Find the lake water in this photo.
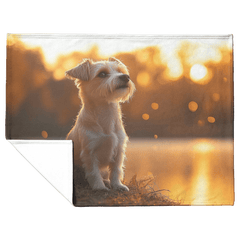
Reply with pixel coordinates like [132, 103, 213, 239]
[125, 138, 234, 205]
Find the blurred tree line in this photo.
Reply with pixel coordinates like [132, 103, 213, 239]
[6, 38, 233, 139]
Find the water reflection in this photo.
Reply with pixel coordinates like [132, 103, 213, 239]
[190, 140, 212, 205]
[125, 138, 234, 205]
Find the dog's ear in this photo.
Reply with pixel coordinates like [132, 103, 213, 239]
[108, 57, 123, 65]
[65, 59, 91, 81]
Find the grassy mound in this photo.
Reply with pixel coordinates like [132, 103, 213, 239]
[74, 167, 180, 206]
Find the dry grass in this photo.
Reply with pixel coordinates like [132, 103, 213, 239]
[74, 166, 180, 207]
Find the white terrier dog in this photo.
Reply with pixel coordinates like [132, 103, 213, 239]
[65, 57, 135, 191]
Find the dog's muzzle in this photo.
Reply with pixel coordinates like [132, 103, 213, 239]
[117, 74, 130, 89]
[119, 74, 130, 83]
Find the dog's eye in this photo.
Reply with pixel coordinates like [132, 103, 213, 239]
[98, 71, 108, 78]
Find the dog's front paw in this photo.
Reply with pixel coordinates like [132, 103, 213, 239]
[92, 182, 110, 191]
[111, 183, 129, 191]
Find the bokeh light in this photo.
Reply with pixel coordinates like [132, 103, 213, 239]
[136, 50, 150, 63]
[198, 120, 205, 126]
[142, 114, 150, 120]
[137, 71, 150, 87]
[208, 116, 216, 123]
[151, 103, 159, 110]
[188, 101, 198, 112]
[41, 130, 48, 138]
[154, 134, 158, 139]
[164, 59, 183, 81]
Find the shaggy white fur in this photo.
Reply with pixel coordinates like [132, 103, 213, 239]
[65, 57, 136, 191]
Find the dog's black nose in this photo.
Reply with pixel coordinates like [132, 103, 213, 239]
[119, 74, 130, 83]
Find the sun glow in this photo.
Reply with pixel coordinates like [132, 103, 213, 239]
[190, 64, 207, 81]
[53, 68, 65, 80]
[9, 34, 232, 92]
[193, 141, 215, 153]
[190, 64, 211, 85]
[191, 140, 214, 205]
